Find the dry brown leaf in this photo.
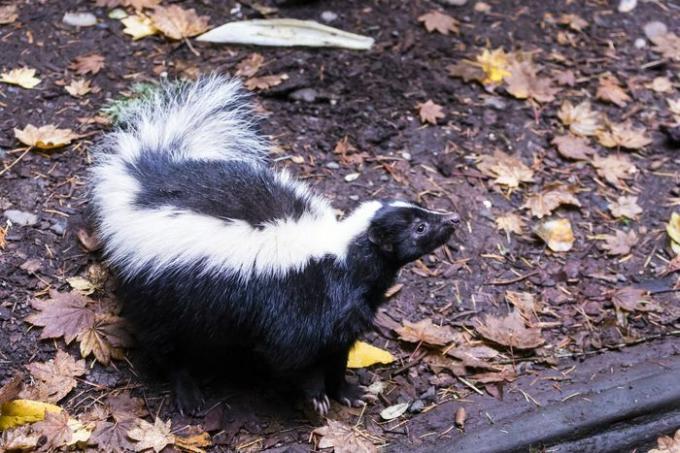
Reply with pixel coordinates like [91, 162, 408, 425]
[504, 60, 558, 103]
[609, 287, 658, 312]
[65, 79, 93, 97]
[90, 418, 137, 452]
[21, 351, 86, 404]
[596, 122, 652, 149]
[0, 5, 18, 24]
[0, 374, 23, 406]
[599, 230, 637, 256]
[495, 213, 524, 236]
[313, 420, 378, 453]
[26, 290, 96, 344]
[106, 392, 148, 422]
[535, 218, 575, 252]
[417, 100, 445, 125]
[649, 428, 680, 453]
[418, 10, 459, 35]
[70, 53, 105, 75]
[522, 184, 581, 218]
[596, 75, 631, 107]
[609, 195, 642, 219]
[14, 124, 78, 150]
[245, 74, 288, 91]
[558, 101, 601, 136]
[650, 32, 680, 61]
[0, 425, 40, 451]
[79, 314, 132, 365]
[128, 417, 175, 453]
[0, 68, 40, 89]
[475, 311, 544, 350]
[32, 411, 72, 450]
[505, 291, 540, 317]
[553, 69, 576, 87]
[556, 13, 588, 31]
[235, 53, 264, 78]
[477, 150, 534, 189]
[552, 135, 595, 161]
[445, 344, 500, 370]
[174, 429, 212, 452]
[649, 76, 673, 93]
[447, 60, 485, 83]
[150, 5, 209, 40]
[591, 154, 637, 187]
[396, 318, 457, 347]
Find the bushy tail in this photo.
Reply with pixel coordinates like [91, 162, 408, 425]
[103, 75, 268, 164]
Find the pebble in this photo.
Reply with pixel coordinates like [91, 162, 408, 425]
[320, 11, 338, 23]
[50, 222, 66, 235]
[325, 161, 340, 169]
[618, 0, 637, 12]
[4, 209, 38, 226]
[634, 38, 646, 49]
[643, 21, 667, 41]
[289, 88, 318, 103]
[63, 12, 97, 27]
[108, 8, 127, 20]
[401, 151, 412, 161]
[409, 400, 425, 413]
[344, 172, 360, 182]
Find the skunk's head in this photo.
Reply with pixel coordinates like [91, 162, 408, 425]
[367, 201, 459, 265]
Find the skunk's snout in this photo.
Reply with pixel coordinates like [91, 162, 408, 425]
[443, 213, 460, 225]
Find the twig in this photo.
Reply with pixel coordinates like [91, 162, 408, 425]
[0, 146, 31, 177]
[457, 376, 484, 395]
[488, 270, 539, 286]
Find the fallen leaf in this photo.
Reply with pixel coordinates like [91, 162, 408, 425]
[596, 122, 652, 149]
[599, 229, 637, 256]
[235, 53, 264, 78]
[417, 100, 445, 125]
[21, 351, 86, 404]
[558, 101, 601, 136]
[668, 98, 680, 120]
[90, 419, 137, 452]
[447, 60, 485, 83]
[596, 75, 631, 107]
[121, 14, 158, 40]
[79, 314, 132, 365]
[477, 150, 534, 189]
[70, 53, 105, 75]
[244, 73, 288, 91]
[0, 4, 18, 24]
[446, 344, 500, 370]
[666, 212, 680, 252]
[125, 0, 160, 10]
[313, 420, 378, 453]
[31, 411, 73, 449]
[495, 213, 524, 235]
[128, 418, 174, 453]
[648, 76, 673, 93]
[650, 31, 680, 61]
[0, 68, 40, 89]
[553, 69, 576, 87]
[535, 218, 575, 252]
[609, 195, 642, 220]
[65, 79, 93, 97]
[67, 276, 98, 295]
[384, 283, 403, 299]
[347, 341, 395, 368]
[557, 13, 588, 31]
[0, 425, 40, 451]
[552, 135, 596, 160]
[504, 60, 558, 103]
[14, 124, 78, 149]
[0, 399, 62, 431]
[396, 318, 458, 346]
[175, 430, 212, 452]
[476, 48, 511, 84]
[0, 375, 23, 406]
[475, 311, 544, 350]
[418, 10, 459, 35]
[380, 403, 409, 420]
[522, 184, 581, 218]
[106, 392, 148, 422]
[609, 287, 657, 312]
[505, 291, 540, 318]
[150, 5, 209, 40]
[649, 428, 680, 453]
[591, 154, 637, 187]
[0, 223, 7, 249]
[26, 290, 96, 344]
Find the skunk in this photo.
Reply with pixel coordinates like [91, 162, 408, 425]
[90, 76, 459, 415]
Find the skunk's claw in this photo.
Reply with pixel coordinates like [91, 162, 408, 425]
[311, 394, 331, 416]
[335, 384, 376, 408]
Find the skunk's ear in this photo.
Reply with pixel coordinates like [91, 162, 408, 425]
[368, 225, 393, 252]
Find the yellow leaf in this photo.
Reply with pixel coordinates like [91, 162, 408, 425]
[535, 218, 574, 252]
[0, 399, 62, 430]
[66, 276, 96, 295]
[121, 14, 158, 40]
[667, 213, 680, 250]
[346, 341, 394, 369]
[0, 68, 41, 89]
[14, 124, 78, 150]
[475, 48, 511, 84]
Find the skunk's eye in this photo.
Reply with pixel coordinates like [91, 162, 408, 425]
[416, 223, 427, 234]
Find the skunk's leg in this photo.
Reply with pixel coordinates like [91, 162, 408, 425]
[171, 368, 204, 416]
[324, 348, 375, 408]
[299, 366, 330, 416]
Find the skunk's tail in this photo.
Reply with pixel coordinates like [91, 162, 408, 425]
[102, 75, 268, 164]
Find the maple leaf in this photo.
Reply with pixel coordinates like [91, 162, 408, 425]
[235, 53, 264, 78]
[558, 101, 602, 136]
[21, 350, 86, 403]
[313, 420, 378, 453]
[591, 154, 637, 187]
[599, 230, 637, 256]
[79, 314, 132, 365]
[32, 411, 73, 450]
[609, 287, 658, 312]
[65, 79, 93, 97]
[596, 122, 652, 149]
[649, 428, 680, 453]
[475, 311, 544, 350]
[396, 318, 458, 347]
[650, 32, 680, 61]
[244, 74, 288, 91]
[150, 5, 209, 40]
[477, 150, 534, 189]
[417, 100, 445, 125]
[128, 417, 175, 453]
[445, 344, 500, 370]
[553, 69, 576, 87]
[0, 68, 40, 89]
[0, 5, 18, 24]
[535, 218, 575, 252]
[0, 425, 40, 451]
[25, 290, 95, 344]
[596, 75, 631, 107]
[557, 13, 588, 31]
[495, 213, 524, 235]
[418, 10, 459, 35]
[70, 53, 105, 75]
[0, 374, 23, 406]
[14, 124, 78, 150]
[552, 134, 596, 160]
[91, 419, 137, 453]
[609, 195, 642, 219]
[476, 48, 511, 84]
[504, 60, 558, 103]
[121, 14, 158, 40]
[522, 184, 581, 218]
[106, 392, 148, 422]
[447, 60, 485, 83]
[505, 291, 540, 318]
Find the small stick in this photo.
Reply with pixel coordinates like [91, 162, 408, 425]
[0, 146, 31, 177]
[488, 270, 539, 286]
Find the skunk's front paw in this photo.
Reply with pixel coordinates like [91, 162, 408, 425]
[173, 371, 204, 416]
[309, 393, 331, 417]
[332, 382, 377, 408]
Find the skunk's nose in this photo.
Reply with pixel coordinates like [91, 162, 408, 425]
[444, 213, 460, 225]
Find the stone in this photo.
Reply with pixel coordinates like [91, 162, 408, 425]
[4, 210, 38, 226]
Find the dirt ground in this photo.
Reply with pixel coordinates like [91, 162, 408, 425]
[1, 0, 680, 451]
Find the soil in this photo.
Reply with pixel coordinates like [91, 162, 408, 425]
[1, 0, 680, 451]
